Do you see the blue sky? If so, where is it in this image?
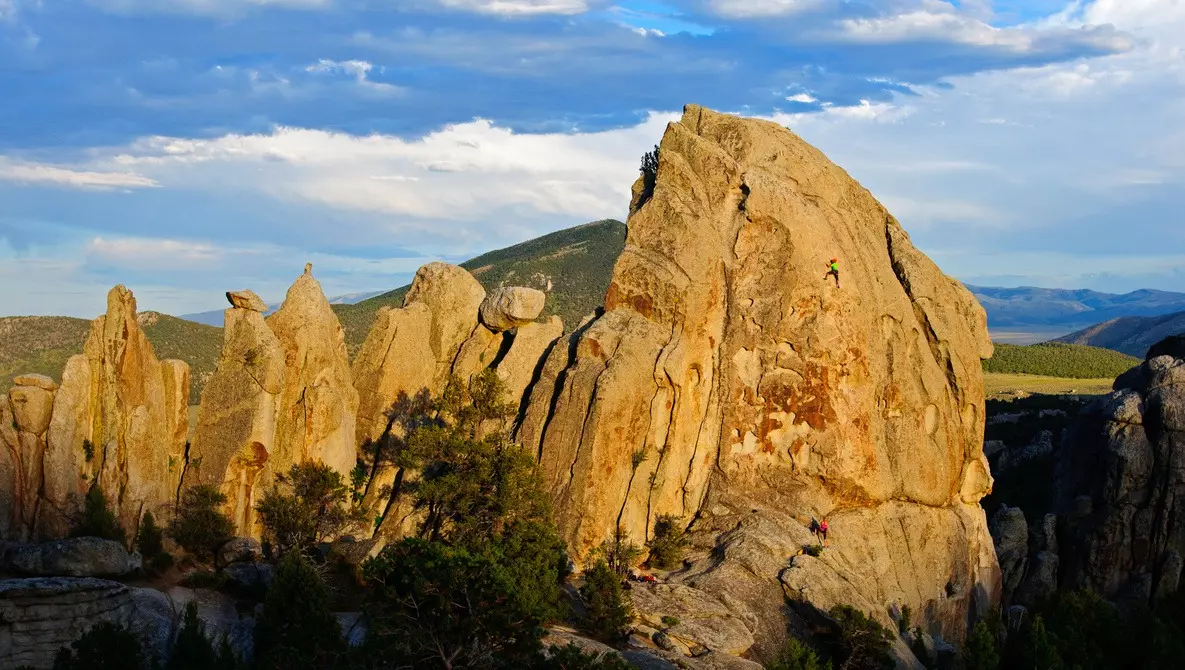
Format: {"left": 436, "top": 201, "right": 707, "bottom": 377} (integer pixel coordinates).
{"left": 1, "top": 0, "right": 1182, "bottom": 317}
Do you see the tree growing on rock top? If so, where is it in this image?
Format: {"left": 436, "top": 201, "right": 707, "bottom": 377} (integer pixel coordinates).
{"left": 637, "top": 145, "right": 660, "bottom": 208}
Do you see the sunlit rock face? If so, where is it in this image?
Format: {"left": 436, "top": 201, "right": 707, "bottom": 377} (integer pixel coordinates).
{"left": 519, "top": 105, "right": 999, "bottom": 661}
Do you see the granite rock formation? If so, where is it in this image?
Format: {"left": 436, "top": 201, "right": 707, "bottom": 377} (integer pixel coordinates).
{"left": 518, "top": 105, "right": 999, "bottom": 662}
{"left": 350, "top": 263, "right": 564, "bottom": 546}
{"left": 0, "top": 577, "right": 175, "bottom": 668}
{"left": 184, "top": 266, "right": 356, "bottom": 537}
{"left": 1, "top": 287, "right": 190, "bottom": 541}
{"left": 1055, "top": 339, "right": 1185, "bottom": 604}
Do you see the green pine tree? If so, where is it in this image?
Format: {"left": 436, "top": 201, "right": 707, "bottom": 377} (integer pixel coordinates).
{"left": 168, "top": 602, "right": 218, "bottom": 670}
{"left": 253, "top": 551, "right": 345, "bottom": 670}
{"left": 963, "top": 621, "right": 1000, "bottom": 670}
{"left": 580, "top": 559, "right": 632, "bottom": 643}
{"left": 52, "top": 621, "right": 143, "bottom": 670}
{"left": 70, "top": 487, "right": 126, "bottom": 544}
{"left": 768, "top": 636, "right": 832, "bottom": 670}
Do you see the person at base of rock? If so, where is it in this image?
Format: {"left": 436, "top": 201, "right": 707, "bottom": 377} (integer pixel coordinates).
{"left": 825, "top": 258, "right": 841, "bottom": 288}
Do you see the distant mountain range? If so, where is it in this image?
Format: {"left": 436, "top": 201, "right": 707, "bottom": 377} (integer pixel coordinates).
{"left": 967, "top": 286, "right": 1185, "bottom": 330}
{"left": 1055, "top": 311, "right": 1185, "bottom": 358}
{"left": 3, "top": 221, "right": 1183, "bottom": 400}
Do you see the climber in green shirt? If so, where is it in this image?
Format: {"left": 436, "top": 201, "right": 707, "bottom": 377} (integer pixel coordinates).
{"left": 825, "top": 258, "right": 841, "bottom": 288}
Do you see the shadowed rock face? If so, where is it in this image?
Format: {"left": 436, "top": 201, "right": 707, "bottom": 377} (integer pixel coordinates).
{"left": 0, "top": 577, "right": 174, "bottom": 669}
{"left": 1055, "top": 342, "right": 1185, "bottom": 604}
{"left": 518, "top": 105, "right": 998, "bottom": 659}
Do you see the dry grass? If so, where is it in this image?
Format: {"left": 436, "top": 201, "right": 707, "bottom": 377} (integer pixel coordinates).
{"left": 984, "top": 372, "right": 1114, "bottom": 399}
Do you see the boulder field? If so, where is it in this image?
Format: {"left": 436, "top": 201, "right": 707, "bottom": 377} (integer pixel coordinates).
{"left": 1, "top": 105, "right": 1001, "bottom": 666}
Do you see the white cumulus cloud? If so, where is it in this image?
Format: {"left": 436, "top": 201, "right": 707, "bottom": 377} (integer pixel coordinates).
{"left": 86, "top": 236, "right": 223, "bottom": 269}
{"left": 99, "top": 112, "right": 677, "bottom": 237}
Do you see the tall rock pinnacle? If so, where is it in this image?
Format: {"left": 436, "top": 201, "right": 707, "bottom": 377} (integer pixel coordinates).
{"left": 518, "top": 104, "right": 999, "bottom": 657}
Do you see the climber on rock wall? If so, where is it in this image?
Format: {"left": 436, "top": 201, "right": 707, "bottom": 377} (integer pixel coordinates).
{"left": 825, "top": 258, "right": 841, "bottom": 288}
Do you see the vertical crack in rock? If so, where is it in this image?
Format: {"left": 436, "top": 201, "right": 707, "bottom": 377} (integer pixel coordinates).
{"left": 885, "top": 217, "right": 962, "bottom": 405}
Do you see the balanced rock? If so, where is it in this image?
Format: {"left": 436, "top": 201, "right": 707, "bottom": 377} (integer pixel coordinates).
{"left": 227, "top": 289, "right": 269, "bottom": 312}
{"left": 185, "top": 293, "right": 287, "bottom": 536}
{"left": 351, "top": 265, "right": 565, "bottom": 547}
{"left": 186, "top": 267, "right": 356, "bottom": 538}
{"left": 519, "top": 105, "right": 998, "bottom": 660}
{"left": 480, "top": 286, "right": 546, "bottom": 332}
{"left": 1056, "top": 338, "right": 1185, "bottom": 602}
{"left": 12, "top": 374, "right": 58, "bottom": 392}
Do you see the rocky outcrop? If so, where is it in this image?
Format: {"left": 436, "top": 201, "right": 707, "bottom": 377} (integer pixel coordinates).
{"left": 267, "top": 264, "right": 359, "bottom": 479}
{"left": 185, "top": 266, "right": 357, "bottom": 538}
{"left": 1055, "top": 340, "right": 1185, "bottom": 603}
{"left": 351, "top": 263, "right": 563, "bottom": 545}
{"left": 184, "top": 292, "right": 286, "bottom": 536}
{"left": 352, "top": 263, "right": 487, "bottom": 449}
{"left": 1, "top": 287, "right": 190, "bottom": 542}
{"left": 4, "top": 537, "right": 138, "bottom": 577}
{"left": 519, "top": 105, "right": 998, "bottom": 661}
{"left": 498, "top": 316, "right": 565, "bottom": 409}
{"left": 227, "top": 289, "right": 269, "bottom": 313}
{"left": 1, "top": 376, "right": 57, "bottom": 540}
{"left": 216, "top": 537, "right": 263, "bottom": 569}
{"left": 0, "top": 577, "right": 175, "bottom": 669}
{"left": 480, "top": 287, "right": 546, "bottom": 332}
{"left": 991, "top": 506, "right": 1029, "bottom": 605}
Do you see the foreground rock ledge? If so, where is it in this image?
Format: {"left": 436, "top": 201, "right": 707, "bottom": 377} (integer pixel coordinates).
{"left": 518, "top": 104, "right": 999, "bottom": 664}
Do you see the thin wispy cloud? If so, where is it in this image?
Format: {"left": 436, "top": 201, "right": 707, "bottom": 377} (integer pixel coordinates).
{"left": 0, "top": 159, "right": 159, "bottom": 189}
